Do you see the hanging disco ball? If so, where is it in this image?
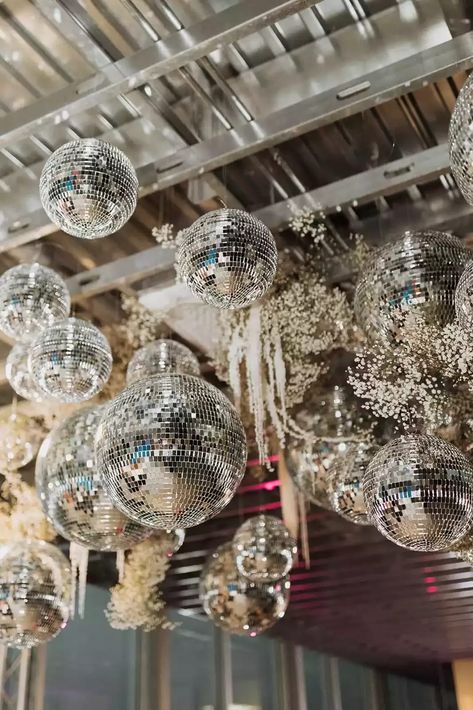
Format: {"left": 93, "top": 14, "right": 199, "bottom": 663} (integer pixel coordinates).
{"left": 200, "top": 542, "right": 289, "bottom": 636}
{"left": 455, "top": 260, "right": 473, "bottom": 330}
{"left": 0, "top": 263, "right": 70, "bottom": 342}
{"left": 285, "top": 441, "right": 332, "bottom": 508}
{"left": 0, "top": 540, "right": 71, "bottom": 648}
{"left": 449, "top": 73, "right": 473, "bottom": 205}
{"left": 36, "top": 405, "right": 151, "bottom": 551}
{"left": 0, "top": 412, "right": 43, "bottom": 470}
{"left": 39, "top": 139, "right": 138, "bottom": 239}
{"left": 363, "top": 434, "right": 473, "bottom": 552}
{"left": 233, "top": 514, "right": 297, "bottom": 583}
{"left": 328, "top": 441, "right": 379, "bottom": 526}
{"left": 354, "top": 231, "right": 470, "bottom": 344}
{"left": 29, "top": 317, "right": 112, "bottom": 403}
{"left": 176, "top": 209, "right": 278, "bottom": 309}
{"left": 96, "top": 374, "right": 247, "bottom": 529}
{"left": 159, "top": 529, "right": 186, "bottom": 558}
{"left": 6, "top": 344, "right": 44, "bottom": 402}
{"left": 126, "top": 339, "right": 200, "bottom": 386}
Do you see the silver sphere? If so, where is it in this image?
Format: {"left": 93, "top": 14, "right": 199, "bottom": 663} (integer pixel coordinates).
{"left": 449, "top": 73, "right": 473, "bottom": 205}
{"left": 29, "top": 317, "right": 112, "bottom": 403}
{"left": 6, "top": 343, "right": 44, "bottom": 402}
{"left": 363, "top": 435, "right": 473, "bottom": 551}
{"left": 176, "top": 209, "right": 277, "bottom": 309}
{"left": 96, "top": 374, "right": 247, "bottom": 529}
{"left": 455, "top": 260, "right": 473, "bottom": 330}
{"left": 0, "top": 412, "right": 43, "bottom": 470}
{"left": 200, "top": 542, "right": 289, "bottom": 636}
{"left": 328, "top": 441, "right": 379, "bottom": 526}
{"left": 354, "top": 231, "right": 470, "bottom": 344}
{"left": 233, "top": 514, "right": 297, "bottom": 582}
{"left": 0, "top": 263, "right": 70, "bottom": 342}
{"left": 286, "top": 440, "right": 343, "bottom": 509}
{"left": 126, "top": 339, "right": 200, "bottom": 385}
{"left": 0, "top": 540, "right": 70, "bottom": 648}
{"left": 160, "top": 529, "right": 186, "bottom": 557}
{"left": 36, "top": 405, "right": 151, "bottom": 551}
{"left": 39, "top": 139, "right": 138, "bottom": 239}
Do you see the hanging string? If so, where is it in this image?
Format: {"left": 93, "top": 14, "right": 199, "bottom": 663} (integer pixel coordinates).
{"left": 298, "top": 492, "right": 311, "bottom": 570}
{"left": 69, "top": 542, "right": 89, "bottom": 619}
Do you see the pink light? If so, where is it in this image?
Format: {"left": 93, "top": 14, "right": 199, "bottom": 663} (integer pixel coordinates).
{"left": 423, "top": 566, "right": 433, "bottom": 574}
{"left": 426, "top": 586, "right": 438, "bottom": 594}
{"left": 246, "top": 454, "right": 280, "bottom": 467}
{"left": 238, "top": 479, "right": 280, "bottom": 494}
{"left": 424, "top": 576, "right": 436, "bottom": 584}
{"left": 250, "top": 632, "right": 257, "bottom": 637}
{"left": 263, "top": 480, "right": 280, "bottom": 491}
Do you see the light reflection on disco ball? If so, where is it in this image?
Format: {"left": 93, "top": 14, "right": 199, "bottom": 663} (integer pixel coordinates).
{"left": 36, "top": 405, "right": 151, "bottom": 551}
{"left": 126, "top": 339, "right": 200, "bottom": 386}
{"left": 354, "top": 231, "right": 470, "bottom": 344}
{"left": 455, "top": 260, "right": 473, "bottom": 330}
{"left": 449, "top": 73, "right": 473, "bottom": 205}
{"left": 176, "top": 209, "right": 277, "bottom": 309}
{"left": 0, "top": 263, "right": 70, "bottom": 342}
{"left": 0, "top": 412, "right": 43, "bottom": 470}
{"left": 363, "top": 434, "right": 473, "bottom": 551}
{"left": 0, "top": 540, "right": 70, "bottom": 648}
{"left": 96, "top": 374, "right": 247, "bottom": 529}
{"left": 6, "top": 343, "right": 44, "bottom": 402}
{"left": 233, "top": 514, "right": 296, "bottom": 583}
{"left": 39, "top": 139, "right": 138, "bottom": 239}
{"left": 328, "top": 441, "right": 379, "bottom": 526}
{"left": 29, "top": 317, "right": 112, "bottom": 403}
{"left": 200, "top": 542, "right": 289, "bottom": 636}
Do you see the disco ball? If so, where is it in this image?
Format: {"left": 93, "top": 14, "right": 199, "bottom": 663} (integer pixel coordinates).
{"left": 328, "top": 441, "right": 379, "bottom": 526}
{"left": 176, "top": 209, "right": 277, "bottom": 309}
{"left": 96, "top": 374, "right": 247, "bottom": 529}
{"left": 200, "top": 542, "right": 289, "bottom": 636}
{"left": 6, "top": 344, "right": 44, "bottom": 402}
{"left": 455, "top": 260, "right": 473, "bottom": 330}
{"left": 450, "top": 527, "right": 473, "bottom": 565}
{"left": 285, "top": 439, "right": 343, "bottom": 509}
{"left": 0, "top": 412, "right": 43, "bottom": 470}
{"left": 39, "top": 139, "right": 138, "bottom": 239}
{"left": 363, "top": 434, "right": 473, "bottom": 551}
{"left": 29, "top": 317, "right": 112, "bottom": 403}
{"left": 449, "top": 73, "right": 473, "bottom": 205}
{"left": 233, "top": 514, "right": 297, "bottom": 582}
{"left": 36, "top": 405, "right": 151, "bottom": 551}
{"left": 159, "top": 529, "right": 185, "bottom": 557}
{"left": 126, "top": 339, "right": 200, "bottom": 386}
{"left": 354, "top": 231, "right": 470, "bottom": 344}
{"left": 0, "top": 263, "right": 70, "bottom": 342}
{"left": 0, "top": 540, "right": 70, "bottom": 648}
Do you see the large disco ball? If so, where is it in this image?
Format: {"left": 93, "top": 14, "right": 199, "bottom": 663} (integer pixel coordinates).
{"left": 29, "top": 317, "right": 112, "bottom": 403}
{"left": 233, "top": 514, "right": 296, "bottom": 582}
{"left": 0, "top": 412, "right": 43, "bottom": 470}
{"left": 363, "top": 434, "right": 473, "bottom": 551}
{"left": 328, "top": 441, "right": 379, "bottom": 526}
{"left": 455, "top": 260, "right": 473, "bottom": 330}
{"left": 449, "top": 73, "right": 473, "bottom": 205}
{"left": 0, "top": 263, "right": 70, "bottom": 342}
{"left": 200, "top": 542, "right": 289, "bottom": 636}
{"left": 176, "top": 209, "right": 277, "bottom": 309}
{"left": 96, "top": 374, "right": 247, "bottom": 529}
{"left": 6, "top": 343, "right": 44, "bottom": 402}
{"left": 39, "top": 139, "right": 138, "bottom": 239}
{"left": 0, "top": 540, "right": 70, "bottom": 648}
{"left": 354, "top": 231, "right": 470, "bottom": 344}
{"left": 36, "top": 405, "right": 151, "bottom": 551}
{"left": 126, "top": 339, "right": 200, "bottom": 386}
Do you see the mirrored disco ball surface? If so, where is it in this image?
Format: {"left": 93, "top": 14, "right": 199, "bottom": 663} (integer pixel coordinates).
{"left": 176, "top": 209, "right": 277, "bottom": 309}
{"left": 0, "top": 263, "right": 70, "bottom": 342}
{"left": 126, "top": 339, "right": 200, "bottom": 386}
{"left": 0, "top": 413, "right": 43, "bottom": 470}
{"left": 160, "top": 528, "right": 185, "bottom": 557}
{"left": 285, "top": 440, "right": 334, "bottom": 509}
{"left": 455, "top": 260, "right": 473, "bottom": 330}
{"left": 363, "top": 434, "right": 473, "bottom": 551}
{"left": 6, "top": 344, "right": 44, "bottom": 402}
{"left": 328, "top": 441, "right": 379, "bottom": 526}
{"left": 233, "top": 514, "right": 296, "bottom": 583}
{"left": 0, "top": 540, "right": 70, "bottom": 648}
{"left": 96, "top": 374, "right": 247, "bottom": 529}
{"left": 200, "top": 543, "right": 289, "bottom": 636}
{"left": 29, "top": 317, "right": 112, "bottom": 403}
{"left": 354, "top": 231, "right": 470, "bottom": 344}
{"left": 449, "top": 73, "right": 473, "bottom": 205}
{"left": 39, "top": 139, "right": 138, "bottom": 239}
{"left": 36, "top": 406, "right": 151, "bottom": 551}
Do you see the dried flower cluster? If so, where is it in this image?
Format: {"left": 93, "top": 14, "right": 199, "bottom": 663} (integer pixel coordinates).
{"left": 288, "top": 208, "right": 328, "bottom": 245}
{"left": 0, "top": 471, "right": 55, "bottom": 544}
{"left": 152, "top": 223, "right": 184, "bottom": 250}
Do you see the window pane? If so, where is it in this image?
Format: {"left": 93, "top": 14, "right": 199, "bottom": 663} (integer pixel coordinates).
{"left": 339, "top": 659, "right": 373, "bottom": 709}
{"left": 303, "top": 648, "right": 326, "bottom": 708}
{"left": 231, "top": 633, "right": 279, "bottom": 710}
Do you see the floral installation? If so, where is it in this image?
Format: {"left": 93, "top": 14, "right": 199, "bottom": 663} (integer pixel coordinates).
{"left": 288, "top": 207, "right": 328, "bottom": 246}
{"left": 0, "top": 470, "right": 55, "bottom": 544}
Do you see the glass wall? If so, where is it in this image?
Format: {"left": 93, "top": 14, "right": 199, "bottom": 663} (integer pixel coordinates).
{"left": 230, "top": 633, "right": 280, "bottom": 710}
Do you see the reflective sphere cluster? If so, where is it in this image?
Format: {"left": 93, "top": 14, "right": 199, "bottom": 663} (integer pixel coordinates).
{"left": 36, "top": 406, "right": 151, "bottom": 551}
{"left": 29, "top": 317, "right": 112, "bottom": 403}
{"left": 200, "top": 542, "right": 289, "bottom": 636}
{"left": 176, "top": 209, "right": 277, "bottom": 310}
{"left": 363, "top": 434, "right": 473, "bottom": 551}
{"left": 126, "top": 339, "right": 200, "bottom": 386}
{"left": 96, "top": 374, "right": 247, "bottom": 529}
{"left": 0, "top": 412, "right": 43, "bottom": 470}
{"left": 449, "top": 73, "right": 473, "bottom": 205}
{"left": 0, "top": 540, "right": 71, "bottom": 648}
{"left": 233, "top": 514, "right": 296, "bottom": 583}
{"left": 6, "top": 344, "right": 44, "bottom": 402}
{"left": 354, "top": 231, "right": 470, "bottom": 344}
{"left": 0, "top": 263, "right": 70, "bottom": 342}
{"left": 328, "top": 441, "right": 378, "bottom": 526}
{"left": 455, "top": 261, "right": 473, "bottom": 330}
{"left": 39, "top": 139, "right": 138, "bottom": 239}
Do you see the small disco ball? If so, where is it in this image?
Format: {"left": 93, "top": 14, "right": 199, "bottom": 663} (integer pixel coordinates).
{"left": 159, "top": 529, "right": 185, "bottom": 557}
{"left": 200, "top": 542, "right": 289, "bottom": 636}
{"left": 328, "top": 441, "right": 379, "bottom": 526}
{"left": 6, "top": 343, "right": 44, "bottom": 402}
{"left": 449, "top": 73, "right": 473, "bottom": 205}
{"left": 0, "top": 263, "right": 70, "bottom": 342}
{"left": 96, "top": 374, "right": 247, "bottom": 529}
{"left": 39, "top": 138, "right": 138, "bottom": 239}
{"left": 176, "top": 209, "right": 277, "bottom": 309}
{"left": 0, "top": 412, "right": 43, "bottom": 470}
{"left": 285, "top": 439, "right": 345, "bottom": 509}
{"left": 126, "top": 339, "right": 200, "bottom": 386}
{"left": 233, "top": 514, "right": 297, "bottom": 582}
{"left": 0, "top": 539, "right": 70, "bottom": 648}
{"left": 29, "top": 317, "right": 112, "bottom": 403}
{"left": 36, "top": 405, "right": 151, "bottom": 551}
{"left": 354, "top": 231, "right": 470, "bottom": 344}
{"left": 455, "top": 260, "right": 473, "bottom": 330}
{"left": 363, "top": 434, "right": 473, "bottom": 551}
